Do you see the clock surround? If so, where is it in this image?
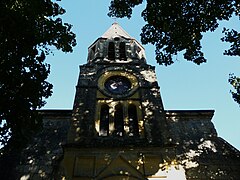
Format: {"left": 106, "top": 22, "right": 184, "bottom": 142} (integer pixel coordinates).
{"left": 98, "top": 71, "right": 138, "bottom": 98}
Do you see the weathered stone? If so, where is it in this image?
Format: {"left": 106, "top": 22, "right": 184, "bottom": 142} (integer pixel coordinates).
{"left": 3, "top": 23, "right": 239, "bottom": 180}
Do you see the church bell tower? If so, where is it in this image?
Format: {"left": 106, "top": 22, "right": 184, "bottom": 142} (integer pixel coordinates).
{"left": 63, "top": 23, "right": 172, "bottom": 179}
{"left": 62, "top": 22, "right": 240, "bottom": 180}
{"left": 10, "top": 22, "right": 240, "bottom": 180}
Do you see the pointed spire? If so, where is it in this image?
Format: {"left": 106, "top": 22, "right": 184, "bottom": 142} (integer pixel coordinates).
{"left": 101, "top": 22, "right": 132, "bottom": 39}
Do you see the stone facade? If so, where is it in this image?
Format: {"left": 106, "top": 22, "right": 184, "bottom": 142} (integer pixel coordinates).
{"left": 166, "top": 110, "right": 240, "bottom": 179}
{"left": 16, "top": 110, "right": 71, "bottom": 180}
{"left": 6, "top": 23, "right": 240, "bottom": 179}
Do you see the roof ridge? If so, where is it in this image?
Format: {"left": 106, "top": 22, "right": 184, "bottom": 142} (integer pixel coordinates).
{"left": 101, "top": 23, "right": 132, "bottom": 39}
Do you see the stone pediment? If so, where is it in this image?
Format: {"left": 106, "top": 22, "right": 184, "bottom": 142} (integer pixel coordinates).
{"left": 96, "top": 154, "right": 145, "bottom": 180}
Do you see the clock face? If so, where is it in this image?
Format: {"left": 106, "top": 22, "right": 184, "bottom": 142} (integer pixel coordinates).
{"left": 104, "top": 76, "right": 131, "bottom": 95}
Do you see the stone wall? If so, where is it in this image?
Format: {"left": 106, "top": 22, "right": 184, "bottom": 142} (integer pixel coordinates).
{"left": 165, "top": 110, "right": 240, "bottom": 179}
{"left": 1, "top": 109, "right": 239, "bottom": 179}
{"left": 16, "top": 110, "right": 71, "bottom": 180}
{"left": 165, "top": 110, "right": 217, "bottom": 144}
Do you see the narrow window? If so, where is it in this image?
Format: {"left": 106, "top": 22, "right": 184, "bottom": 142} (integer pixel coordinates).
{"left": 108, "top": 42, "right": 115, "bottom": 60}
{"left": 114, "top": 104, "right": 124, "bottom": 136}
{"left": 100, "top": 104, "right": 109, "bottom": 136}
{"left": 120, "top": 42, "right": 127, "bottom": 60}
{"left": 128, "top": 104, "right": 139, "bottom": 137}
{"left": 91, "top": 45, "right": 96, "bottom": 52}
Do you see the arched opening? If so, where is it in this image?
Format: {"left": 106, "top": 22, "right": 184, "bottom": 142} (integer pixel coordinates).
{"left": 114, "top": 104, "right": 124, "bottom": 136}
{"left": 91, "top": 45, "right": 96, "bottom": 52}
{"left": 108, "top": 42, "right": 115, "bottom": 60}
{"left": 120, "top": 42, "right": 127, "bottom": 60}
{"left": 100, "top": 104, "right": 109, "bottom": 136}
{"left": 128, "top": 104, "right": 139, "bottom": 137}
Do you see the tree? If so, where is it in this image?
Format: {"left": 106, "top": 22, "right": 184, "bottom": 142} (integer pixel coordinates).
{"left": 108, "top": 0, "right": 240, "bottom": 105}
{"left": 229, "top": 74, "right": 240, "bottom": 105}
{"left": 0, "top": 0, "right": 76, "bottom": 154}
{"left": 222, "top": 28, "right": 240, "bottom": 104}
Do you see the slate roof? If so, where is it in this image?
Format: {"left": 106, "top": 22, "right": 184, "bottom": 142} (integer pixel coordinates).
{"left": 101, "top": 22, "right": 132, "bottom": 39}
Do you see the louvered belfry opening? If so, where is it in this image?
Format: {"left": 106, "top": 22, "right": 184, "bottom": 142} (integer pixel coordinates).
{"left": 114, "top": 104, "right": 124, "bottom": 136}
{"left": 100, "top": 104, "right": 109, "bottom": 136}
{"left": 108, "top": 42, "right": 115, "bottom": 60}
{"left": 119, "top": 42, "right": 127, "bottom": 61}
{"left": 128, "top": 104, "right": 139, "bottom": 137}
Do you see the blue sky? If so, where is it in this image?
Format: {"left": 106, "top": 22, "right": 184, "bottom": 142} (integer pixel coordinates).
{"left": 44, "top": 0, "right": 240, "bottom": 150}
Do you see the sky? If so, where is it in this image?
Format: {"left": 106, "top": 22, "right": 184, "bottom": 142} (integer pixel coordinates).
{"left": 44, "top": 0, "right": 240, "bottom": 150}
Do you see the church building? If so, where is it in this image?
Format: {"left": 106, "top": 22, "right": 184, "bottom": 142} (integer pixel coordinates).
{"left": 15, "top": 23, "right": 240, "bottom": 179}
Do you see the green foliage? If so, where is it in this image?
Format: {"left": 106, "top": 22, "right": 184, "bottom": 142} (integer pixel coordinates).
{"left": 109, "top": 0, "right": 239, "bottom": 65}
{"left": 229, "top": 74, "right": 240, "bottom": 105}
{"left": 221, "top": 28, "right": 240, "bottom": 56}
{"left": 108, "top": 0, "right": 143, "bottom": 18}
{"left": 0, "top": 0, "right": 76, "bottom": 153}
{"left": 108, "top": 0, "right": 240, "bottom": 105}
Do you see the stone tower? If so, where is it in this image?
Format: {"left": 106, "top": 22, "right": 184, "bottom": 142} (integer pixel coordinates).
{"left": 61, "top": 23, "right": 240, "bottom": 179}
{"left": 63, "top": 22, "right": 171, "bottom": 179}
{"left": 11, "top": 23, "right": 240, "bottom": 180}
